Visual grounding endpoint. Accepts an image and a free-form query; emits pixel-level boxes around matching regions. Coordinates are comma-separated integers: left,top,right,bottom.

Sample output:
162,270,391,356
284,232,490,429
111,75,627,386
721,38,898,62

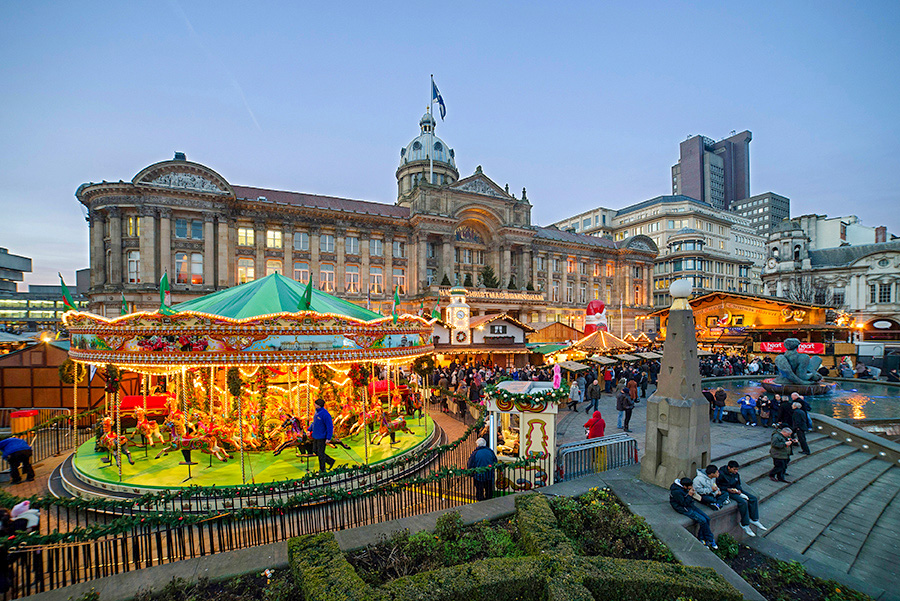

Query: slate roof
232,186,410,219
809,239,900,267
534,226,618,249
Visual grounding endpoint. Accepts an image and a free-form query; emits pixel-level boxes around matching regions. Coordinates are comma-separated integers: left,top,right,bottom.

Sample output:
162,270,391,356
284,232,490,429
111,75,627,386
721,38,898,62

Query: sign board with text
759,342,824,354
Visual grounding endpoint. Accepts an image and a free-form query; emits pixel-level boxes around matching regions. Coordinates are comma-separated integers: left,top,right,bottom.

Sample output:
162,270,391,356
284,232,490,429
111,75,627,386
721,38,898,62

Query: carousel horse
390,389,403,415
348,408,379,438
205,418,239,454
334,401,357,434
372,412,412,445
239,422,262,449
164,395,184,421
132,406,165,447
155,415,230,463
272,415,315,457
98,417,136,466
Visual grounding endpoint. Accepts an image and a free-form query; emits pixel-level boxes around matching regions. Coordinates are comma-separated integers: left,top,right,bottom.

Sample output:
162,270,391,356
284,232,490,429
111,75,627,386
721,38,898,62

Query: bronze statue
774,338,823,385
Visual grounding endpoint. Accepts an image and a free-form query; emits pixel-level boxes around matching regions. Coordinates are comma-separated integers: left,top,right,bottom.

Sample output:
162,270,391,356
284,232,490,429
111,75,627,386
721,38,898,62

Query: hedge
514,493,575,556
289,533,375,601
584,557,741,601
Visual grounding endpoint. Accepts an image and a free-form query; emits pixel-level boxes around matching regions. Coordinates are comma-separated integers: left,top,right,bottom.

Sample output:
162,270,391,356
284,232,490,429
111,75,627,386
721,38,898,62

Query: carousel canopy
172,273,382,321
570,330,633,354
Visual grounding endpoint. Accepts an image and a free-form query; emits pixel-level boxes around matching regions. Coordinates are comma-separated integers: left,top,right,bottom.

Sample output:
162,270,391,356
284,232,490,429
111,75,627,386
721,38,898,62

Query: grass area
72,415,433,488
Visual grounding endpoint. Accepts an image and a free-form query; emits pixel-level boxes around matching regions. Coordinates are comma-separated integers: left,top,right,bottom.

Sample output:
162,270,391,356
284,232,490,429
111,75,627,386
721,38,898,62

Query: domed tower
396,109,459,200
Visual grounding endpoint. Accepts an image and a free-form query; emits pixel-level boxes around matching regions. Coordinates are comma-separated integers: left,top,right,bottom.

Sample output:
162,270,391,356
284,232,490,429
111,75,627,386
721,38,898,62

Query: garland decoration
104,364,120,394
256,367,270,444
227,367,243,399
58,359,88,385
347,363,371,390
482,381,570,411
411,355,436,379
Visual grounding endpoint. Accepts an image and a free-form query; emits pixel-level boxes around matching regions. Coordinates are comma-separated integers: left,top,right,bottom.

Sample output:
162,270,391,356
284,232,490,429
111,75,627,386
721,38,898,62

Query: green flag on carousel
159,272,175,315
391,285,400,324
297,276,313,311
58,273,76,312
121,293,128,316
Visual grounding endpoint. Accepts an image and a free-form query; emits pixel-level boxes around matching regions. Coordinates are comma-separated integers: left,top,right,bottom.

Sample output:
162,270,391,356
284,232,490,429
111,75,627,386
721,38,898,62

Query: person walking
791,402,811,454
669,477,718,549
627,377,639,405
769,426,794,483
566,382,583,411
603,368,614,393
585,379,602,414
584,410,606,439
712,388,727,423
467,438,497,501
639,370,649,398
616,382,634,432
0,436,34,484
717,460,767,537
308,398,335,472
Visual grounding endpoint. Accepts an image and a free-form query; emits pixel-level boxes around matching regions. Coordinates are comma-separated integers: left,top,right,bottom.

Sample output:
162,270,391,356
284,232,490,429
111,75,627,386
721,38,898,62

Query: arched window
793,245,801,261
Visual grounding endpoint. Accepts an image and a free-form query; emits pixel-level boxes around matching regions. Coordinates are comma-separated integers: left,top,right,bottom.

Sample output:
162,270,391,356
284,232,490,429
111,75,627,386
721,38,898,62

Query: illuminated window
606,263,614,278
237,258,254,283
127,251,140,283
126,216,140,237
237,227,254,246
567,259,575,274
634,285,642,305
191,253,203,284
293,261,309,283
266,230,282,249
266,259,282,276
345,265,359,293
370,267,383,294
175,253,189,284
320,264,335,292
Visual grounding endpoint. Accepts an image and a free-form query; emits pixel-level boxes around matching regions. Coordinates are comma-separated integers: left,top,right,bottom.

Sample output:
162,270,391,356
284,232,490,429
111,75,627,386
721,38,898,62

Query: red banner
759,342,824,354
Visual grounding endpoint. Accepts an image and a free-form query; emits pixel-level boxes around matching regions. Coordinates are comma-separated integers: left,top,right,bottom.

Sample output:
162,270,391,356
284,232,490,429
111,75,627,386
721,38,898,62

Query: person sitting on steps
717,460,767,537
669,477,718,550
693,464,730,510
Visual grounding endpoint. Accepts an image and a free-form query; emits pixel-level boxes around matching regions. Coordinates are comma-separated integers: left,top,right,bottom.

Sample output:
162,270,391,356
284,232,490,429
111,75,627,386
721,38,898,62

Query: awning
584,355,617,365
698,350,714,357
636,351,662,360
614,354,640,362
433,344,532,355
530,343,568,355
557,360,590,372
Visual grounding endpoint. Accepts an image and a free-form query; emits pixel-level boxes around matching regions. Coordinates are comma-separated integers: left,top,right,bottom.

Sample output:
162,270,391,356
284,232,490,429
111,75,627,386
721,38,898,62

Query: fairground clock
446,286,470,345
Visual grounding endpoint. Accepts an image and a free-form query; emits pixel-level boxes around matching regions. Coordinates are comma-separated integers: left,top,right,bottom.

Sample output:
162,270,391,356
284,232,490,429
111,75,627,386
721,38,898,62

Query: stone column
384,233,394,293
360,232,371,295
203,213,215,286
138,207,157,285
441,234,454,283
521,248,531,289
501,245,511,288
574,255,582,305
309,228,320,288
335,228,346,295
108,207,123,286
559,254,568,305
282,223,293,280
588,260,596,301
216,215,231,287
159,209,172,283
89,209,106,288
416,233,427,292
255,219,266,278
641,284,710,487
532,253,540,293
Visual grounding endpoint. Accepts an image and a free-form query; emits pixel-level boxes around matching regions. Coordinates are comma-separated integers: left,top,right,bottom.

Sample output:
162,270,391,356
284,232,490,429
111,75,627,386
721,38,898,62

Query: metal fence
555,434,638,482
1,408,99,477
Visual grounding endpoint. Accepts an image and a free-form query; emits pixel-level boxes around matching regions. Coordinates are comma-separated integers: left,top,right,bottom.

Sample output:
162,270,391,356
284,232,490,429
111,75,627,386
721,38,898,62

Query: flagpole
429,75,434,186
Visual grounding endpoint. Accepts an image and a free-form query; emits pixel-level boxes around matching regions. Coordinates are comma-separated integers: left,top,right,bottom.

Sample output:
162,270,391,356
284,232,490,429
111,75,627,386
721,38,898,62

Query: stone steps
742,443,861,500
713,432,829,469
845,472,900,584
763,456,893,560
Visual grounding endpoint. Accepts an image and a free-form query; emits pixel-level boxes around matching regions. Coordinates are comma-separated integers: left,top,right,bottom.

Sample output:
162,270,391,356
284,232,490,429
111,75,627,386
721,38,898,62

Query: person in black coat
790,402,811,454
669,477,717,549
467,438,498,501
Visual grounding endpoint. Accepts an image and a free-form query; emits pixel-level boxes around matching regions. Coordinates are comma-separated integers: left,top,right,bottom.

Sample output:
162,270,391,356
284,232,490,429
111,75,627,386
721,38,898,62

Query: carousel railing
3,452,552,598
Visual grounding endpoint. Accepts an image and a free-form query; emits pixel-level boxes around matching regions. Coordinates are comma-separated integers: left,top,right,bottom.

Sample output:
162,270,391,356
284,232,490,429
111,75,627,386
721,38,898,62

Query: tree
525,281,535,291
481,265,500,289
508,278,516,290
785,275,833,306
440,273,451,286
463,273,474,287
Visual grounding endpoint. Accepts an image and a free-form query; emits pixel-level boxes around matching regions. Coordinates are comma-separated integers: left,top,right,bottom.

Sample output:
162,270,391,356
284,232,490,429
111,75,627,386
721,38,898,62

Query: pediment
133,159,233,196
450,172,510,200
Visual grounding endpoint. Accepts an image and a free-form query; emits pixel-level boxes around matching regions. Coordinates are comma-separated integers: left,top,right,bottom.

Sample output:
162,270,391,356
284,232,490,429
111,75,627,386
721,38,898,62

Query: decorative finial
521,187,527,201
505,184,509,194
475,165,482,174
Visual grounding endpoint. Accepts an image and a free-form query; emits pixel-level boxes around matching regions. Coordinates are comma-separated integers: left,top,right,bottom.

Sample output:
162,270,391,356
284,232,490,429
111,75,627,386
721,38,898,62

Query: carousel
59,273,437,495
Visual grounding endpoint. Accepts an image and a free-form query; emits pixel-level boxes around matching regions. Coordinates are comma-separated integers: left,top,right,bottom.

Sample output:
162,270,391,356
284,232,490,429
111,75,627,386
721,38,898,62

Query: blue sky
2,1,898,285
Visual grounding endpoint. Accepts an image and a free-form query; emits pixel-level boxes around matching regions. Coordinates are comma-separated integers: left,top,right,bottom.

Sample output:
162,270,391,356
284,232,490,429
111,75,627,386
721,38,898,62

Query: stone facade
76,115,658,330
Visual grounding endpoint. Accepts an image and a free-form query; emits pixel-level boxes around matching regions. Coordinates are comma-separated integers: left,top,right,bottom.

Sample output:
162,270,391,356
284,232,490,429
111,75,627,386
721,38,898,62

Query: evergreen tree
463,273,474,287
526,281,535,291
440,273,451,286
480,265,500,289
508,278,516,290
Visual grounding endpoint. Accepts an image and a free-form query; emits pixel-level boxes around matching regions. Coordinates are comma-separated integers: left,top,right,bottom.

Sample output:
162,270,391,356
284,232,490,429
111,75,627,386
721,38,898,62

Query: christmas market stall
62,273,435,492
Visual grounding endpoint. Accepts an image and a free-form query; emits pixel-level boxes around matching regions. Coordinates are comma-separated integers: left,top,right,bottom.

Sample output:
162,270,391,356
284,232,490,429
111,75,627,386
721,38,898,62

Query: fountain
760,337,836,396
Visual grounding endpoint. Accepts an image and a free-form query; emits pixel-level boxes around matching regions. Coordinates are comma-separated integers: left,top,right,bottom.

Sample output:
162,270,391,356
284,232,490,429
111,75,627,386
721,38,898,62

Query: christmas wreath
456,331,467,343
348,363,371,389
411,355,436,378
58,359,88,385
227,367,243,398
104,364,120,393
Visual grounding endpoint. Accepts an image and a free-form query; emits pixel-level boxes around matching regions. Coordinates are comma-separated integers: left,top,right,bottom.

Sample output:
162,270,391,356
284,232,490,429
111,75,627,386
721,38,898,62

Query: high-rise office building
732,192,790,237
671,131,751,210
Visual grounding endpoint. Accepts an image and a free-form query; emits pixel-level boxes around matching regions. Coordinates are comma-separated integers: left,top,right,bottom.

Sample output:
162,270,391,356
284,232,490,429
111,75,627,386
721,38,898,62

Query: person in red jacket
584,410,606,439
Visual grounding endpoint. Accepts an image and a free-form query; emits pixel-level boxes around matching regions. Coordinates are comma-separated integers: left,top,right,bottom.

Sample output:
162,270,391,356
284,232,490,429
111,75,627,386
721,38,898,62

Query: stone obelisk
640,278,711,487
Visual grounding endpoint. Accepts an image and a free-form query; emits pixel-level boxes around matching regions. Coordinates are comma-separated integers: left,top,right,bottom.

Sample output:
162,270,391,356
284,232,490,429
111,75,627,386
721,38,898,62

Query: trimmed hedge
289,492,743,601
515,493,575,556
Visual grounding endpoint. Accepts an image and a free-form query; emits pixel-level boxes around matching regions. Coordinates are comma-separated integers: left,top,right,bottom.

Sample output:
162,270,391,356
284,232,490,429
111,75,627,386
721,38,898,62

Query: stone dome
399,111,456,168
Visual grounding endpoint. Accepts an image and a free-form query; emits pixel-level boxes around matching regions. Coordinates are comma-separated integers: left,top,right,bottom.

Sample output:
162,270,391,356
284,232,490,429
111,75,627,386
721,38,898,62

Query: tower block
640,279,710,487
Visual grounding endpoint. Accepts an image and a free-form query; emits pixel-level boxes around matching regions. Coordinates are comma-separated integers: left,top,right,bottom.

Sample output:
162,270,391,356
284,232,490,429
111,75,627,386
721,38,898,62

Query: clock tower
446,286,471,345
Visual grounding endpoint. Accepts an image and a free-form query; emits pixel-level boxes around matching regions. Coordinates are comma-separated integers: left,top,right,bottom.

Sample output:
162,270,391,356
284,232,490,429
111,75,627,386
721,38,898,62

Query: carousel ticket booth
485,381,558,490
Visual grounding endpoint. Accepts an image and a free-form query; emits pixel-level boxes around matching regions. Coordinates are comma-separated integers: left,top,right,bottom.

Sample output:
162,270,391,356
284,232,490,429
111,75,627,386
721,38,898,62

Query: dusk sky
2,1,898,286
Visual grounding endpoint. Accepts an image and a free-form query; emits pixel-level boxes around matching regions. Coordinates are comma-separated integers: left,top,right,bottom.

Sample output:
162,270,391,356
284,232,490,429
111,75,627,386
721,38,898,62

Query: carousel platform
51,415,438,502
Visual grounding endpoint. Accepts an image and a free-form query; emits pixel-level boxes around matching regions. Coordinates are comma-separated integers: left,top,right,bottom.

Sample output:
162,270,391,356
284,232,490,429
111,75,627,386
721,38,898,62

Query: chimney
876,226,887,243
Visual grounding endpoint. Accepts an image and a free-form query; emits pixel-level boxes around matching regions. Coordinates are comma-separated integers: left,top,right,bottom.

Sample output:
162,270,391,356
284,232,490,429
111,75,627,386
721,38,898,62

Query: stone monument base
640,394,711,488
760,378,835,396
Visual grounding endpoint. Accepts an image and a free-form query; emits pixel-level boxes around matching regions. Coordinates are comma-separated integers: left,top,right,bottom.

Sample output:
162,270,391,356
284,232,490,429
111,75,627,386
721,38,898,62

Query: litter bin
10,410,38,435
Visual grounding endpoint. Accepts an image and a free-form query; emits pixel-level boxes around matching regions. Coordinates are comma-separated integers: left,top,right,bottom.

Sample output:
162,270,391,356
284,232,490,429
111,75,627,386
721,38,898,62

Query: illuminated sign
759,342,824,354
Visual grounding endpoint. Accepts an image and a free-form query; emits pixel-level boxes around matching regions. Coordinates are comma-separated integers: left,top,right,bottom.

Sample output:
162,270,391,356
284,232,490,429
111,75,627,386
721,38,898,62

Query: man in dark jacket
467,438,497,500
717,460,767,537
769,426,794,483
308,398,335,472
585,379,602,414
790,402,811,454
669,477,717,549
0,436,34,484
616,385,634,432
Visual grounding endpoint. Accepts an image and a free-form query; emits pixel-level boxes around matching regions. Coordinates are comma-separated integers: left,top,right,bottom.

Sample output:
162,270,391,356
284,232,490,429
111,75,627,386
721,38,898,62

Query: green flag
121,293,128,316
419,300,425,317
158,272,175,315
391,285,400,324
58,273,76,312
297,277,313,311
431,300,440,320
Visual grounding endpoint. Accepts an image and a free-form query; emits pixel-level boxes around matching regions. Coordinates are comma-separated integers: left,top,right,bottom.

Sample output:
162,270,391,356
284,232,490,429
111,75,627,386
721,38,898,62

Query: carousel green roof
171,273,383,321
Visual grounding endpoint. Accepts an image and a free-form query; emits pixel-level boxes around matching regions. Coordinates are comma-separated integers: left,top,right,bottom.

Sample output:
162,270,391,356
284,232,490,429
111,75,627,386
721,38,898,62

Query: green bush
289,533,375,601
434,511,463,542
583,557,742,601
713,533,740,561
515,493,575,556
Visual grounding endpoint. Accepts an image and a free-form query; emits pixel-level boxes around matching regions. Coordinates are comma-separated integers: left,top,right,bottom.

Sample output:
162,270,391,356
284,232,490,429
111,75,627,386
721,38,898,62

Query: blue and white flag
432,79,446,120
